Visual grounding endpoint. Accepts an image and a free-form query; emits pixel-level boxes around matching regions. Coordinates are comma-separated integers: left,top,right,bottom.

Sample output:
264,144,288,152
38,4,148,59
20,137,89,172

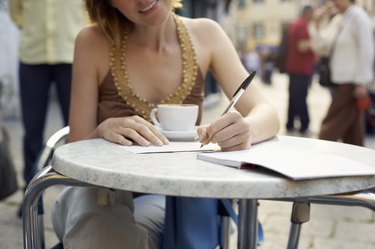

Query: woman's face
331,0,352,13
111,0,173,26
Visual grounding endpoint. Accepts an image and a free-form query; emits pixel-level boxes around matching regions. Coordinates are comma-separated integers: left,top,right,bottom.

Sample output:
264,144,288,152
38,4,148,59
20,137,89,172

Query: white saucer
156,126,198,141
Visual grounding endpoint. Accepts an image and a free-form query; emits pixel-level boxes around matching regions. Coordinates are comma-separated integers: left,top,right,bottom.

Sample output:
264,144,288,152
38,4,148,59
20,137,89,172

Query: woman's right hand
96,115,169,146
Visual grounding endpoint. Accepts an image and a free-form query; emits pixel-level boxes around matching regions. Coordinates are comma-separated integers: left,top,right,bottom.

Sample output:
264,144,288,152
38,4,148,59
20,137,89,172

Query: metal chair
23,126,71,249
285,190,375,249
35,126,70,171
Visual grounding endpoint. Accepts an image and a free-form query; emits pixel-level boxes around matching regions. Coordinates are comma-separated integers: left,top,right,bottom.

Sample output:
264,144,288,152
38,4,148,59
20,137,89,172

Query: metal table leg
22,166,93,249
287,198,310,249
221,216,230,249
238,199,258,249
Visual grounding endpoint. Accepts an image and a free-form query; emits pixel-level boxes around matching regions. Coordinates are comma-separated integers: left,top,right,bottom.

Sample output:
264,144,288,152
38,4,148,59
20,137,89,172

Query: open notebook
197,141,375,180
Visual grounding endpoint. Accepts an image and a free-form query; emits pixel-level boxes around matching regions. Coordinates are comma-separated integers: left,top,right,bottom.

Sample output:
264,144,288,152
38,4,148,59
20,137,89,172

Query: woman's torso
96,16,210,125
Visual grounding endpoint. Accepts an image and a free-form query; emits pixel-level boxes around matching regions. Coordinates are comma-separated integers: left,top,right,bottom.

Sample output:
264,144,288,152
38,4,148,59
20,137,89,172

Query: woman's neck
128,13,177,52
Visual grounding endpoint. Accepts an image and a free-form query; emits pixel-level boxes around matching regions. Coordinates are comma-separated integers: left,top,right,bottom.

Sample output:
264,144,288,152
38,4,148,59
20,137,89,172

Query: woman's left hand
197,110,253,151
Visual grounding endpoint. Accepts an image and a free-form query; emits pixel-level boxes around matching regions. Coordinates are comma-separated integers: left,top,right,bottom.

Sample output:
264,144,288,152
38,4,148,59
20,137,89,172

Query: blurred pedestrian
242,47,261,75
8,0,86,204
365,25,375,135
312,0,374,146
285,5,315,135
259,47,274,85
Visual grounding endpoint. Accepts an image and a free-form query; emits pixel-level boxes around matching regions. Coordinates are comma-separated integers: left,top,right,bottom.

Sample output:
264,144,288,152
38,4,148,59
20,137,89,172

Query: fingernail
143,141,150,146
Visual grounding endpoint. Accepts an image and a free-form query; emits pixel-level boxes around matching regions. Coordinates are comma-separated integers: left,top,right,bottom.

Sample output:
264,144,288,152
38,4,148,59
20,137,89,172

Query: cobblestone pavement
0,73,374,249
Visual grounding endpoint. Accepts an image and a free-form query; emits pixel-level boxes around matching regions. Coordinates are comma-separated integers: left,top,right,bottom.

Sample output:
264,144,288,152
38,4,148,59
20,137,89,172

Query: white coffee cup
150,104,198,131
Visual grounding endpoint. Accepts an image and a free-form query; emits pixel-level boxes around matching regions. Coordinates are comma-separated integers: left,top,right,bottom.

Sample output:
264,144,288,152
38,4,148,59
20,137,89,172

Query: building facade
227,0,375,51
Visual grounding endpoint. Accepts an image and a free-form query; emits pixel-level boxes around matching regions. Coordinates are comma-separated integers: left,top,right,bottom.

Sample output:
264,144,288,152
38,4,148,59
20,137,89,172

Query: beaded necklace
110,13,198,122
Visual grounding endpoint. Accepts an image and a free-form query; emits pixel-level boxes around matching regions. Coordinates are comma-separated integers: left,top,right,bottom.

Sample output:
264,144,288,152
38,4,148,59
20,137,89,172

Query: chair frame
285,190,375,249
23,126,70,249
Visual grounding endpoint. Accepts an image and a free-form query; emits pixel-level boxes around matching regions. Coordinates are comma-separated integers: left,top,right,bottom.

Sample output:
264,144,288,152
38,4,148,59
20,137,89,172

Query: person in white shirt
312,0,374,146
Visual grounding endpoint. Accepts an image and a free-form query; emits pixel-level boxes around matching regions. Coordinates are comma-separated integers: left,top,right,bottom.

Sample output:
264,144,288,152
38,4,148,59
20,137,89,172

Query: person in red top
285,5,315,135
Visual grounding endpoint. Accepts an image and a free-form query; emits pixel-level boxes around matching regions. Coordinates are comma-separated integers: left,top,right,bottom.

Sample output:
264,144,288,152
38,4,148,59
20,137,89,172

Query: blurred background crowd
1,0,375,130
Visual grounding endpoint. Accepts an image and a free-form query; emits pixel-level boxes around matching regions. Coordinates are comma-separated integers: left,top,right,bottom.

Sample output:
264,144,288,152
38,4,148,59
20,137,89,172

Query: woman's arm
68,26,103,142
352,10,374,88
194,19,280,151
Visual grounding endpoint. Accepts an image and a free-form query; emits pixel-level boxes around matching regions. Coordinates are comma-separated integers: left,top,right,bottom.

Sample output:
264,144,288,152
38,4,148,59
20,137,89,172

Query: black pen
200,71,256,148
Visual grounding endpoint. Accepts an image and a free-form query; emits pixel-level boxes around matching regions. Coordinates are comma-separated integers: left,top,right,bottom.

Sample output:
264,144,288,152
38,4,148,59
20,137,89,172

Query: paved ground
0,73,374,249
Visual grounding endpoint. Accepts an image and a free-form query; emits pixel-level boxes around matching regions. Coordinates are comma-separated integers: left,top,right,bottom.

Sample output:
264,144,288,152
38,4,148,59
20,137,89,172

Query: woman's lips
139,0,159,14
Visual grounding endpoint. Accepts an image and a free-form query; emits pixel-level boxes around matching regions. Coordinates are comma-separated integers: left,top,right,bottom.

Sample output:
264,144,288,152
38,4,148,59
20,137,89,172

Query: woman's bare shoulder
74,25,112,84
182,17,223,34
75,25,110,49
181,17,228,46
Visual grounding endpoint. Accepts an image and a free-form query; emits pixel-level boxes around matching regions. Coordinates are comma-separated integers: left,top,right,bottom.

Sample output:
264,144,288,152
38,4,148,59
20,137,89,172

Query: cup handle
150,108,161,128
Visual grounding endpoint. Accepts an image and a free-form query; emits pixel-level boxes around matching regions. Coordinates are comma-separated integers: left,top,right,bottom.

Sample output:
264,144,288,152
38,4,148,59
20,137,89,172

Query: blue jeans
286,73,312,132
19,63,71,184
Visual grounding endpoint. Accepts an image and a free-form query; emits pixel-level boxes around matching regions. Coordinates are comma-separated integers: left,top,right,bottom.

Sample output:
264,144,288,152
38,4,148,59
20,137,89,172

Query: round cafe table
22,136,375,249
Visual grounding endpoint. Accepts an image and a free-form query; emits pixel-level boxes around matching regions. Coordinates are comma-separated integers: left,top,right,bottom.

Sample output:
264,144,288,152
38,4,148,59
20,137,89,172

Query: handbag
318,12,352,88
318,56,334,87
0,124,18,201
274,24,289,73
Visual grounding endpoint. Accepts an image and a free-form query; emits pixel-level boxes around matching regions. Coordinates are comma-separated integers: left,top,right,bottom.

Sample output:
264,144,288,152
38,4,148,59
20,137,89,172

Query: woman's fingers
134,116,169,145
100,116,169,146
202,111,252,151
197,125,209,144
216,131,246,147
119,127,152,146
222,141,252,152
109,132,135,146
130,116,169,145
119,118,167,146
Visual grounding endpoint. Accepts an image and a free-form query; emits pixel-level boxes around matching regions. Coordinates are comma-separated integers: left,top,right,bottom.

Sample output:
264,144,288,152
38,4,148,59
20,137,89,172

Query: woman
52,0,280,248
312,0,374,146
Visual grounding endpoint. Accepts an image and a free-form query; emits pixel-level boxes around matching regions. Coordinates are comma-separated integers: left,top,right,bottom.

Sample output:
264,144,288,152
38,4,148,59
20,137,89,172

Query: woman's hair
85,0,183,45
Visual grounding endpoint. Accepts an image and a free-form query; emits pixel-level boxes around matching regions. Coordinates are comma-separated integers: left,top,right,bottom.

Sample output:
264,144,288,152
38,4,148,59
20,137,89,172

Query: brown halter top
97,14,204,125
97,70,204,124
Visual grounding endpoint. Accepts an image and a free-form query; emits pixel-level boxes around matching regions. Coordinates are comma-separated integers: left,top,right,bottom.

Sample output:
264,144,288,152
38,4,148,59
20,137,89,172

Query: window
238,0,246,8
252,23,264,40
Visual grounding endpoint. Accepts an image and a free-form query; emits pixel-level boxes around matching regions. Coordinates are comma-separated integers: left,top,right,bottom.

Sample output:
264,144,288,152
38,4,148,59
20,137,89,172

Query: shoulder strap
329,10,353,57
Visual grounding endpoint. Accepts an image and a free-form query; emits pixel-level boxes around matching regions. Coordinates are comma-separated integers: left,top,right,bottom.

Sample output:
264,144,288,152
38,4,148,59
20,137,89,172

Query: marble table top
52,136,375,199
